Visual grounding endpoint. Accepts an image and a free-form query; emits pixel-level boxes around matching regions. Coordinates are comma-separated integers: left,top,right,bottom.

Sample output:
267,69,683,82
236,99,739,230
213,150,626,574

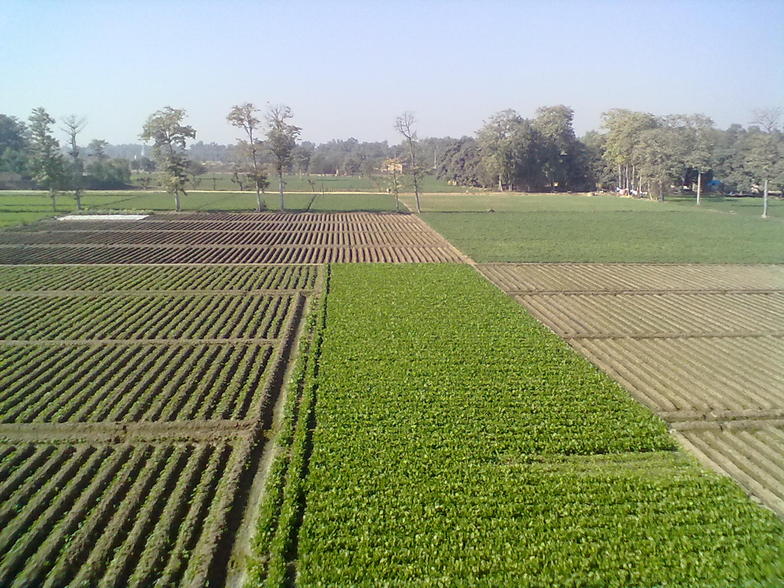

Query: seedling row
0,264,319,292
0,343,274,423
0,293,293,341
0,439,253,587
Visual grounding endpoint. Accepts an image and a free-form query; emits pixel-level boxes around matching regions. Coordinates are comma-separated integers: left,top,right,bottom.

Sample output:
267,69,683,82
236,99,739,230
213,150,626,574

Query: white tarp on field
57,214,148,221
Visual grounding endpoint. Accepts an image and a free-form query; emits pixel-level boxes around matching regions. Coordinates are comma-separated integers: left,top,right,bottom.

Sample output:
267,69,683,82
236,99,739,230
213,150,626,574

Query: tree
532,105,578,190
140,107,196,212
227,102,267,212
745,130,781,218
395,112,422,212
634,127,684,201
61,115,87,210
0,115,30,183
265,104,301,211
476,110,524,192
28,107,65,211
601,109,658,192
679,114,715,205
88,139,109,160
437,137,483,187
751,107,782,134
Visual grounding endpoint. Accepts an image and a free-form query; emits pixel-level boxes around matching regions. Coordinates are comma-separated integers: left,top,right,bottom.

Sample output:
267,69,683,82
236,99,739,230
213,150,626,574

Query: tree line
0,110,132,208
2,103,782,214
436,105,784,216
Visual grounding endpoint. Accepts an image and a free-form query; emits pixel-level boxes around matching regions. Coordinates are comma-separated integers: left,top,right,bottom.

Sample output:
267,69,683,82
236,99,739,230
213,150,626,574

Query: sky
2,0,783,146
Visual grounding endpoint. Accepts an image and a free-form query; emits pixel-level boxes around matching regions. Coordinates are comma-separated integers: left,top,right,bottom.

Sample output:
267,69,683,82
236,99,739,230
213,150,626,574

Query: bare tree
395,112,421,213
751,107,782,134
61,115,87,210
227,102,267,212
265,104,301,211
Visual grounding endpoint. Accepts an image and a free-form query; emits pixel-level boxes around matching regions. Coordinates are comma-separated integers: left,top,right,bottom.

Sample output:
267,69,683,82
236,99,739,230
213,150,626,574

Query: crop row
0,264,320,292
0,244,462,264
570,335,784,414
0,229,446,247
284,264,784,585
517,291,784,337
0,439,253,587
0,293,293,340
480,262,784,293
29,211,427,232
0,343,273,423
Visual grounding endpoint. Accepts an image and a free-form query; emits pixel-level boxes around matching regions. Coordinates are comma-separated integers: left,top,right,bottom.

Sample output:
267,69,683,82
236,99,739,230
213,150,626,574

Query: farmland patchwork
480,262,784,518
1,211,783,586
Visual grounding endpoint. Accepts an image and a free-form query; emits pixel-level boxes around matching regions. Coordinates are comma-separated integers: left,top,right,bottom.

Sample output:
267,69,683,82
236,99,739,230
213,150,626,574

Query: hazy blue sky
2,0,783,145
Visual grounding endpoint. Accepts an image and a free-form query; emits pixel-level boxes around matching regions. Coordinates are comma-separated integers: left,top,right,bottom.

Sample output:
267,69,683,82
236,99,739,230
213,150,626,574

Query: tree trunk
256,185,262,212
762,178,768,218
278,172,285,211
617,165,622,190
50,187,56,212
75,188,82,211
696,170,702,205
413,174,421,213
498,176,503,192
174,190,181,212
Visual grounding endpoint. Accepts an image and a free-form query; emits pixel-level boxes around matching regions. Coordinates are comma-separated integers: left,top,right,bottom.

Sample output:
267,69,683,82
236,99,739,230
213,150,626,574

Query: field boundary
476,261,784,519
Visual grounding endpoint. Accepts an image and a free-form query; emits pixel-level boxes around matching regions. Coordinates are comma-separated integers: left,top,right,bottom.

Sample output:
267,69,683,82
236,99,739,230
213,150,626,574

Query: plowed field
0,262,320,585
0,212,465,264
480,262,784,517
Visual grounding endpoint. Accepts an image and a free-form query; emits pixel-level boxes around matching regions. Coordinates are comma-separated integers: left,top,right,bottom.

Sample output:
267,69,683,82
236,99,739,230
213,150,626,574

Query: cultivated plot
480,262,784,517
0,264,321,585
0,212,465,264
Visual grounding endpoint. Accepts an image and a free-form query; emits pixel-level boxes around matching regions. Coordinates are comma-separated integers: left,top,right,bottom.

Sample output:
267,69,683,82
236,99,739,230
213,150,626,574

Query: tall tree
140,107,196,212
679,114,715,205
265,104,301,211
601,109,658,192
61,115,87,210
533,105,577,190
477,110,516,192
88,139,109,161
745,130,781,218
28,107,65,211
227,102,267,212
394,112,422,213
0,115,30,179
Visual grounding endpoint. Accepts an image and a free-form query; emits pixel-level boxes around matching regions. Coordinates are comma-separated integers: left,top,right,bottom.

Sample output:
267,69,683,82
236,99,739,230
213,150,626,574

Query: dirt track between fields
480,262,784,517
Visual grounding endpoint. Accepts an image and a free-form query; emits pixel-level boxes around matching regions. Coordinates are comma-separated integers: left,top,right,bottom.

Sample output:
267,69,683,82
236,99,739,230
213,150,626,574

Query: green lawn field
414,193,784,263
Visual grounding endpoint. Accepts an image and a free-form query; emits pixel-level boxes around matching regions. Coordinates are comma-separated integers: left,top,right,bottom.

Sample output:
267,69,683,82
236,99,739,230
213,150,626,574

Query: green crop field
414,193,784,263
250,264,784,586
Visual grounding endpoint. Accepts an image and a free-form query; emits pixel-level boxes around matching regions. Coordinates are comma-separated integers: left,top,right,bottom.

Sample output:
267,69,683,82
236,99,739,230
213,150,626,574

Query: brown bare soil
479,262,784,518
0,223,323,584
0,212,465,264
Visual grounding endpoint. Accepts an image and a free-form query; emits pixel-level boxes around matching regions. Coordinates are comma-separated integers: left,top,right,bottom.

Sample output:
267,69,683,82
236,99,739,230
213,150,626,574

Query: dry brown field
480,262,784,517
0,212,465,264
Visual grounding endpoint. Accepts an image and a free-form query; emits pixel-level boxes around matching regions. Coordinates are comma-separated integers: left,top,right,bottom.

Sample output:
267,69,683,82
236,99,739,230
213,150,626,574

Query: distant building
380,158,404,174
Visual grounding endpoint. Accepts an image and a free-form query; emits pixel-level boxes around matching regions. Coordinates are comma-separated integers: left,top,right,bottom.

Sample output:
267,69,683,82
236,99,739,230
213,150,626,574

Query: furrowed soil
0,210,464,585
0,212,466,264
479,262,784,517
